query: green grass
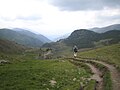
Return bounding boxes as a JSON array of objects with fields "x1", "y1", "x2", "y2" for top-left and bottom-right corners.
[
  {"x1": 84, "y1": 80, "x2": 96, "y2": 90},
  {"x1": 0, "y1": 59, "x2": 91, "y2": 90},
  {"x1": 69, "y1": 60, "x2": 97, "y2": 90},
  {"x1": 103, "y1": 71, "x2": 113, "y2": 90},
  {"x1": 78, "y1": 44, "x2": 120, "y2": 68}
]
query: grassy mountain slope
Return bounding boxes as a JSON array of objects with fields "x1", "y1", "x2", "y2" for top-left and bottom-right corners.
[
  {"x1": 64, "y1": 29, "x2": 100, "y2": 48},
  {"x1": 13, "y1": 28, "x2": 51, "y2": 43},
  {"x1": 42, "y1": 30, "x2": 120, "y2": 58},
  {"x1": 100, "y1": 30, "x2": 120, "y2": 43},
  {"x1": 78, "y1": 44, "x2": 120, "y2": 66},
  {"x1": 0, "y1": 39, "x2": 25, "y2": 54},
  {"x1": 42, "y1": 41, "x2": 73, "y2": 58},
  {"x1": 63, "y1": 29, "x2": 120, "y2": 49},
  {"x1": 0, "y1": 29, "x2": 44, "y2": 47}
]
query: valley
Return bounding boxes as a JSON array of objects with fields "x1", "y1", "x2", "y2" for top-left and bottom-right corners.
[{"x1": 0, "y1": 24, "x2": 120, "y2": 90}]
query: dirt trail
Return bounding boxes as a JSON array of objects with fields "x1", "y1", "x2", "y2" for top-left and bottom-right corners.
[
  {"x1": 86, "y1": 63, "x2": 102, "y2": 82},
  {"x1": 86, "y1": 63, "x2": 103, "y2": 90},
  {"x1": 70, "y1": 59, "x2": 103, "y2": 90},
  {"x1": 70, "y1": 58, "x2": 120, "y2": 90},
  {"x1": 91, "y1": 60, "x2": 120, "y2": 90}
]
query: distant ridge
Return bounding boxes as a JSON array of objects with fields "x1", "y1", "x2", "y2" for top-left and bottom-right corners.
[
  {"x1": 13, "y1": 28, "x2": 51, "y2": 43},
  {"x1": 90, "y1": 24, "x2": 120, "y2": 33},
  {"x1": 43, "y1": 29, "x2": 120, "y2": 49},
  {"x1": 0, "y1": 28, "x2": 51, "y2": 47}
]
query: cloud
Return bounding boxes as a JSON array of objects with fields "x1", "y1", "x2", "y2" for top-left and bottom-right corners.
[
  {"x1": 99, "y1": 15, "x2": 120, "y2": 21},
  {"x1": 1, "y1": 15, "x2": 41, "y2": 21},
  {"x1": 16, "y1": 16, "x2": 41, "y2": 21},
  {"x1": 49, "y1": 0, "x2": 120, "y2": 11},
  {"x1": 95, "y1": 9, "x2": 120, "y2": 23}
]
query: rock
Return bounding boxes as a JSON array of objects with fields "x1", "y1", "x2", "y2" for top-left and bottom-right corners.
[
  {"x1": 0, "y1": 60, "x2": 10, "y2": 64},
  {"x1": 49, "y1": 80, "x2": 57, "y2": 86},
  {"x1": 73, "y1": 78, "x2": 76, "y2": 81}
]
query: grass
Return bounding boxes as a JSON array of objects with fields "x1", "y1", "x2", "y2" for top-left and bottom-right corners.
[
  {"x1": 103, "y1": 71, "x2": 113, "y2": 90},
  {"x1": 69, "y1": 59, "x2": 92, "y2": 74},
  {"x1": 84, "y1": 80, "x2": 96, "y2": 90},
  {"x1": 1, "y1": 43, "x2": 118, "y2": 90},
  {"x1": 0, "y1": 59, "x2": 91, "y2": 90},
  {"x1": 69, "y1": 60, "x2": 97, "y2": 90},
  {"x1": 78, "y1": 44, "x2": 120, "y2": 69}
]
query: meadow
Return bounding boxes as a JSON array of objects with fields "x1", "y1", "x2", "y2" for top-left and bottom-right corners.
[
  {"x1": 0, "y1": 59, "x2": 91, "y2": 90},
  {"x1": 1, "y1": 43, "x2": 120, "y2": 90},
  {"x1": 78, "y1": 44, "x2": 120, "y2": 67}
]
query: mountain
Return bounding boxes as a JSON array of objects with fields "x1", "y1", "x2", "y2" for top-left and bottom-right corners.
[
  {"x1": 100, "y1": 30, "x2": 120, "y2": 44},
  {"x1": 64, "y1": 29, "x2": 100, "y2": 48},
  {"x1": 0, "y1": 39, "x2": 25, "y2": 54},
  {"x1": 64, "y1": 29, "x2": 120, "y2": 48},
  {"x1": 0, "y1": 29, "x2": 44, "y2": 47},
  {"x1": 43, "y1": 29, "x2": 120, "y2": 49},
  {"x1": 37, "y1": 34, "x2": 51, "y2": 43},
  {"x1": 13, "y1": 28, "x2": 51, "y2": 43},
  {"x1": 90, "y1": 24, "x2": 120, "y2": 33}
]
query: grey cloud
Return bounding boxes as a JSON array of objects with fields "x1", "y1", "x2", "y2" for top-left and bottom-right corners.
[
  {"x1": 102, "y1": 15, "x2": 120, "y2": 20},
  {"x1": 49, "y1": 0, "x2": 120, "y2": 11},
  {"x1": 98, "y1": 15, "x2": 120, "y2": 21}
]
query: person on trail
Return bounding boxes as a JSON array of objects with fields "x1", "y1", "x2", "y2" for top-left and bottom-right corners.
[{"x1": 73, "y1": 45, "x2": 78, "y2": 58}]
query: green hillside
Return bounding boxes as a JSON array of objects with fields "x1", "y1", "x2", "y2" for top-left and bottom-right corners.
[
  {"x1": 0, "y1": 39, "x2": 25, "y2": 54},
  {"x1": 0, "y1": 29, "x2": 44, "y2": 47},
  {"x1": 0, "y1": 26, "x2": 120, "y2": 90},
  {"x1": 13, "y1": 28, "x2": 51, "y2": 43},
  {"x1": 64, "y1": 29, "x2": 100, "y2": 48},
  {"x1": 42, "y1": 42, "x2": 72, "y2": 58},
  {"x1": 0, "y1": 59, "x2": 91, "y2": 90},
  {"x1": 43, "y1": 30, "x2": 120, "y2": 55},
  {"x1": 64, "y1": 30, "x2": 120, "y2": 49},
  {"x1": 78, "y1": 44, "x2": 120, "y2": 67}
]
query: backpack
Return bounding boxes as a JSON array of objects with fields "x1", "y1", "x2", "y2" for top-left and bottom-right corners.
[{"x1": 74, "y1": 48, "x2": 78, "y2": 52}]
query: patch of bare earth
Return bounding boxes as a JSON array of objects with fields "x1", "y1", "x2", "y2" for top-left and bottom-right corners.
[{"x1": 86, "y1": 63, "x2": 103, "y2": 90}]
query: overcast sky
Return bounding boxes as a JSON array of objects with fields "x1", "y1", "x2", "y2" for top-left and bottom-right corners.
[{"x1": 0, "y1": 0, "x2": 120, "y2": 40}]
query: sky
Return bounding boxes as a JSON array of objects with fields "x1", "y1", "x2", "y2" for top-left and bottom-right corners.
[{"x1": 0, "y1": 0, "x2": 120, "y2": 40}]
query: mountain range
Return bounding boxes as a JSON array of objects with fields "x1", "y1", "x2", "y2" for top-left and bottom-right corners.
[
  {"x1": 90, "y1": 24, "x2": 120, "y2": 33},
  {"x1": 64, "y1": 29, "x2": 120, "y2": 48},
  {"x1": 53, "y1": 24, "x2": 120, "y2": 41},
  {"x1": 0, "y1": 28, "x2": 51, "y2": 47},
  {"x1": 43, "y1": 29, "x2": 120, "y2": 49},
  {"x1": 0, "y1": 24, "x2": 120, "y2": 49}
]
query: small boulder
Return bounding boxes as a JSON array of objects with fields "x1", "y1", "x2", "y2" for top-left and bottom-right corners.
[{"x1": 0, "y1": 60, "x2": 10, "y2": 64}]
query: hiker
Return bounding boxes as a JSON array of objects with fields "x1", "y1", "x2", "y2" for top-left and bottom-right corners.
[{"x1": 73, "y1": 45, "x2": 78, "y2": 58}]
